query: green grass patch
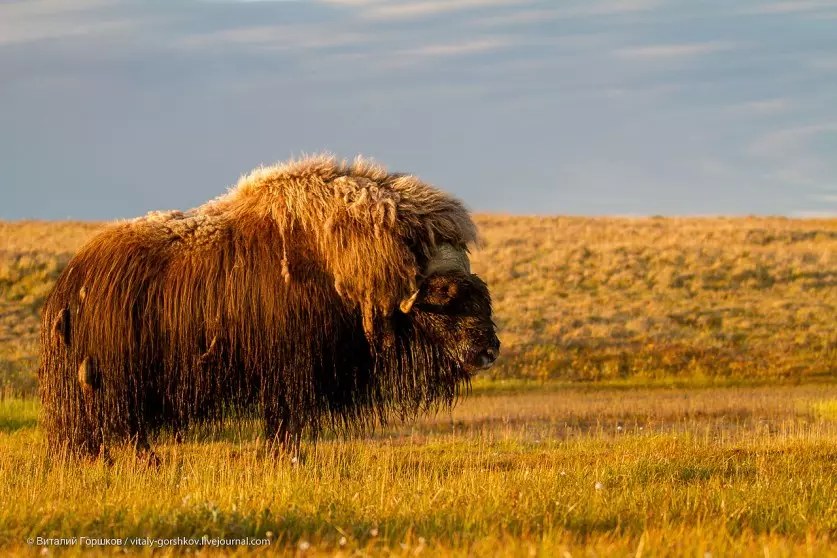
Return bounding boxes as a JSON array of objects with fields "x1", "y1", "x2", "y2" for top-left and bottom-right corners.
[
  {"x1": 812, "y1": 399, "x2": 837, "y2": 420},
  {"x1": 0, "y1": 397, "x2": 38, "y2": 433}
]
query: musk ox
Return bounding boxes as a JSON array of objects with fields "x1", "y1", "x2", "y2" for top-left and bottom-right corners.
[{"x1": 39, "y1": 154, "x2": 500, "y2": 459}]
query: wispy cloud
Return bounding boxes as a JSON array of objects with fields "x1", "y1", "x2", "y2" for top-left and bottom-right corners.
[
  {"x1": 317, "y1": 0, "x2": 382, "y2": 5},
  {"x1": 725, "y1": 98, "x2": 791, "y2": 115},
  {"x1": 178, "y1": 25, "x2": 375, "y2": 51},
  {"x1": 613, "y1": 41, "x2": 738, "y2": 60},
  {"x1": 3, "y1": 0, "x2": 837, "y2": 218},
  {"x1": 0, "y1": 0, "x2": 115, "y2": 18},
  {"x1": 0, "y1": 18, "x2": 132, "y2": 46},
  {"x1": 403, "y1": 38, "x2": 511, "y2": 57},
  {"x1": 332, "y1": 36, "x2": 515, "y2": 72},
  {"x1": 747, "y1": 122, "x2": 837, "y2": 157},
  {"x1": 473, "y1": 8, "x2": 564, "y2": 26},
  {"x1": 321, "y1": 0, "x2": 526, "y2": 20},
  {"x1": 748, "y1": 1, "x2": 837, "y2": 14},
  {"x1": 474, "y1": 0, "x2": 661, "y2": 26},
  {"x1": 572, "y1": 0, "x2": 662, "y2": 16},
  {"x1": 0, "y1": 0, "x2": 129, "y2": 46}
]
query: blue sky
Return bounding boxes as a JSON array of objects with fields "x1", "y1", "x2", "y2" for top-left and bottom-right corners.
[{"x1": 1, "y1": 0, "x2": 836, "y2": 219}]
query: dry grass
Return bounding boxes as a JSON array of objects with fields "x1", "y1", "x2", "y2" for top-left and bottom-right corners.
[
  {"x1": 3, "y1": 385, "x2": 837, "y2": 556},
  {"x1": 3, "y1": 216, "x2": 837, "y2": 394},
  {"x1": 471, "y1": 215, "x2": 837, "y2": 383}
]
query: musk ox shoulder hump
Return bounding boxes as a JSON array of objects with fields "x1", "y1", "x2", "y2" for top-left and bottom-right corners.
[
  {"x1": 219, "y1": 154, "x2": 479, "y2": 328},
  {"x1": 99, "y1": 154, "x2": 478, "y2": 338},
  {"x1": 223, "y1": 153, "x2": 477, "y2": 249}
]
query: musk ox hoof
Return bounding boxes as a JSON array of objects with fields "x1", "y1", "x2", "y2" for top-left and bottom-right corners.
[
  {"x1": 88, "y1": 445, "x2": 113, "y2": 466},
  {"x1": 264, "y1": 440, "x2": 303, "y2": 464},
  {"x1": 286, "y1": 453, "x2": 306, "y2": 466},
  {"x1": 130, "y1": 436, "x2": 162, "y2": 468},
  {"x1": 136, "y1": 447, "x2": 162, "y2": 469}
]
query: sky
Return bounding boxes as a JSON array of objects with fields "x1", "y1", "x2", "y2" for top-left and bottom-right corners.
[{"x1": 1, "y1": 0, "x2": 836, "y2": 220}]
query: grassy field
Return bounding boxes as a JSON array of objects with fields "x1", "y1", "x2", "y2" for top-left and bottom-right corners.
[
  {"x1": 3, "y1": 384, "x2": 837, "y2": 556},
  {"x1": 3, "y1": 216, "x2": 837, "y2": 394},
  {"x1": 2, "y1": 217, "x2": 837, "y2": 555}
]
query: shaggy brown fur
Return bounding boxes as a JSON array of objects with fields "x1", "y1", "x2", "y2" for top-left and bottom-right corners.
[{"x1": 39, "y1": 154, "x2": 498, "y2": 458}]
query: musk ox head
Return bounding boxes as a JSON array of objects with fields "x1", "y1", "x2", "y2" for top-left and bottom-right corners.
[{"x1": 400, "y1": 243, "x2": 500, "y2": 374}]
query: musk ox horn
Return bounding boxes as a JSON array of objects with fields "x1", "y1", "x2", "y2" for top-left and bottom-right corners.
[
  {"x1": 399, "y1": 290, "x2": 420, "y2": 314},
  {"x1": 425, "y1": 243, "x2": 470, "y2": 277},
  {"x1": 399, "y1": 243, "x2": 470, "y2": 313}
]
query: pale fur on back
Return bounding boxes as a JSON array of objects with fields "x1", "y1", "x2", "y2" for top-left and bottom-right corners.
[{"x1": 121, "y1": 153, "x2": 477, "y2": 335}]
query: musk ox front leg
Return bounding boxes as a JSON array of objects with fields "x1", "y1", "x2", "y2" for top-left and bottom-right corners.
[
  {"x1": 131, "y1": 434, "x2": 161, "y2": 468},
  {"x1": 79, "y1": 357, "x2": 159, "y2": 465},
  {"x1": 125, "y1": 408, "x2": 161, "y2": 467},
  {"x1": 264, "y1": 406, "x2": 302, "y2": 461}
]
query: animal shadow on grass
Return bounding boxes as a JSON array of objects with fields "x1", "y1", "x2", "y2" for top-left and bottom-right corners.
[{"x1": 141, "y1": 419, "x2": 306, "y2": 465}]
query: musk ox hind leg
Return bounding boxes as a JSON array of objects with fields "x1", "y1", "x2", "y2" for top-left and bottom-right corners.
[{"x1": 39, "y1": 351, "x2": 110, "y2": 462}]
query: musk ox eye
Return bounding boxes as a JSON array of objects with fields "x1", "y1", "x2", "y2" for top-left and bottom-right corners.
[{"x1": 419, "y1": 275, "x2": 462, "y2": 308}]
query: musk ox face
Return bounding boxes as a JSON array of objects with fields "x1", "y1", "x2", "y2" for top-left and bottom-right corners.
[{"x1": 410, "y1": 271, "x2": 500, "y2": 374}]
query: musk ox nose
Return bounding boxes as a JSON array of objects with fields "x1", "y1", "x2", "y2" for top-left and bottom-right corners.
[{"x1": 476, "y1": 343, "x2": 500, "y2": 369}]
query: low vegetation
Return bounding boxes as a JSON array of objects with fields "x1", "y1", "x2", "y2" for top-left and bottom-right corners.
[
  {"x1": 2, "y1": 217, "x2": 837, "y2": 555},
  {"x1": 475, "y1": 215, "x2": 837, "y2": 384},
  {"x1": 3, "y1": 216, "x2": 837, "y2": 394},
  {"x1": 3, "y1": 385, "x2": 837, "y2": 556}
]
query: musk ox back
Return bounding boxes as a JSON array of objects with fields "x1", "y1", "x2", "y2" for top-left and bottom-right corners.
[{"x1": 39, "y1": 155, "x2": 500, "y2": 458}]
